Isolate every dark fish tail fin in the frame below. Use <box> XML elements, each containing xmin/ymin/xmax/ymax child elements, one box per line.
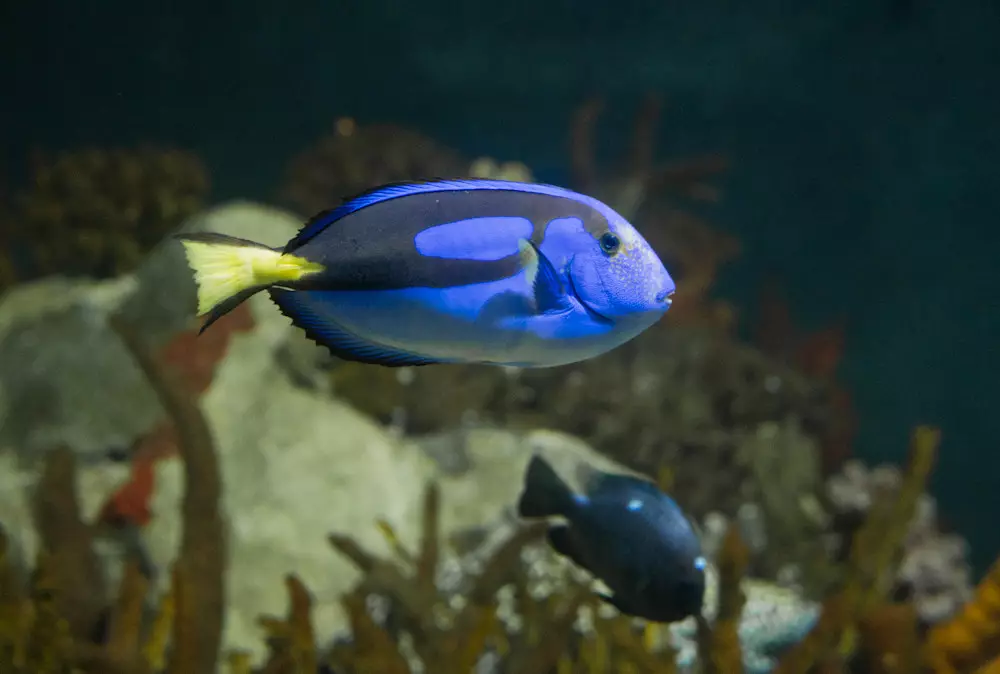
<box><xmin>517</xmin><ymin>454</ymin><xmax>576</xmax><ymax>518</ymax></box>
<box><xmin>174</xmin><ymin>232</ymin><xmax>324</xmax><ymax>333</ymax></box>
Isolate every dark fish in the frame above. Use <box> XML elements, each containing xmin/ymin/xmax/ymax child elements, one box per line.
<box><xmin>517</xmin><ymin>455</ymin><xmax>706</xmax><ymax>623</ymax></box>
<box><xmin>176</xmin><ymin>179</ymin><xmax>675</xmax><ymax>368</ymax></box>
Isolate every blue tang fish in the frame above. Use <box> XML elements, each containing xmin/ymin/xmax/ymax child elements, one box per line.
<box><xmin>176</xmin><ymin>178</ymin><xmax>675</xmax><ymax>368</ymax></box>
<box><xmin>517</xmin><ymin>455</ymin><xmax>706</xmax><ymax>623</ymax></box>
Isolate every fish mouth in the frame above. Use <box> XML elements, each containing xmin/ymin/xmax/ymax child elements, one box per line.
<box><xmin>567</xmin><ymin>267</ymin><xmax>614</xmax><ymax>324</ymax></box>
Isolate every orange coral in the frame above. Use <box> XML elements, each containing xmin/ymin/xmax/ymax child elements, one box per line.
<box><xmin>99</xmin><ymin>452</ymin><xmax>157</xmax><ymax>527</ymax></box>
<box><xmin>753</xmin><ymin>281</ymin><xmax>857</xmax><ymax>473</ymax></box>
<box><xmin>567</xmin><ymin>94</ymin><xmax>738</xmax><ymax>331</ymax></box>
<box><xmin>926</xmin><ymin>557</ymin><xmax>1000</xmax><ymax>673</ymax></box>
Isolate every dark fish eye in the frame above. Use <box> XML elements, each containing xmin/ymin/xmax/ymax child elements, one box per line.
<box><xmin>599</xmin><ymin>231</ymin><xmax>620</xmax><ymax>254</ymax></box>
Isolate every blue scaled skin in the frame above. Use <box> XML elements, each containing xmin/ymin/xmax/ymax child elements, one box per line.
<box><xmin>175</xmin><ymin>178</ymin><xmax>675</xmax><ymax>368</ymax></box>
<box><xmin>517</xmin><ymin>455</ymin><xmax>706</xmax><ymax>623</ymax></box>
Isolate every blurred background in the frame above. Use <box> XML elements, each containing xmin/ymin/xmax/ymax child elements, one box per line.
<box><xmin>1</xmin><ymin>2</ymin><xmax>998</xmax><ymax>672</ymax></box>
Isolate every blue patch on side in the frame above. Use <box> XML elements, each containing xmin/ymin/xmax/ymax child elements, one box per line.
<box><xmin>286</xmin><ymin>178</ymin><xmax>620</xmax><ymax>250</ymax></box>
<box><xmin>414</xmin><ymin>216</ymin><xmax>533</xmax><ymax>261</ymax></box>
<box><xmin>268</xmin><ymin>288</ymin><xmax>442</xmax><ymax>367</ymax></box>
<box><xmin>572</xmin><ymin>493</ymin><xmax>590</xmax><ymax>507</ymax></box>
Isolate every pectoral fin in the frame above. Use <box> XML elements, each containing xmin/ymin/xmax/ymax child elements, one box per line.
<box><xmin>546</xmin><ymin>524</ymin><xmax>593</xmax><ymax>573</ymax></box>
<box><xmin>596</xmin><ymin>591</ymin><xmax>641</xmax><ymax>617</ymax></box>
<box><xmin>517</xmin><ymin>239</ymin><xmax>571</xmax><ymax>313</ymax></box>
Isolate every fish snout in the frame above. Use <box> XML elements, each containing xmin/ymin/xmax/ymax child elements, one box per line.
<box><xmin>652</xmin><ymin>262</ymin><xmax>676</xmax><ymax>308</ymax></box>
<box><xmin>655</xmin><ymin>288</ymin><xmax>674</xmax><ymax>305</ymax></box>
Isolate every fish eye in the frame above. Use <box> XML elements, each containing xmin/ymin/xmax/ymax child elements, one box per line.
<box><xmin>599</xmin><ymin>231</ymin><xmax>621</xmax><ymax>255</ymax></box>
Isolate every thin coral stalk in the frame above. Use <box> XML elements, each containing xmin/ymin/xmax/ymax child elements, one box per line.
<box><xmin>32</xmin><ymin>447</ymin><xmax>106</xmax><ymax>642</ymax></box>
<box><xmin>110</xmin><ymin>314</ymin><xmax>226</xmax><ymax>674</ymax></box>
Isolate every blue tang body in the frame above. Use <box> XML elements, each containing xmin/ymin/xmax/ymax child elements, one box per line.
<box><xmin>517</xmin><ymin>455</ymin><xmax>706</xmax><ymax>623</ymax></box>
<box><xmin>176</xmin><ymin>178</ymin><xmax>675</xmax><ymax>368</ymax></box>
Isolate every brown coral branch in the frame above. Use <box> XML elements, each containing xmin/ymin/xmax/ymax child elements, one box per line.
<box><xmin>775</xmin><ymin>426</ymin><xmax>941</xmax><ymax>673</ymax></box>
<box><xmin>334</xmin><ymin>590</ymin><xmax>410</xmax><ymax>674</ymax></box>
<box><xmin>465</xmin><ymin>522</ymin><xmax>547</xmax><ymax>605</ymax></box>
<box><xmin>857</xmin><ymin>602</ymin><xmax>921</xmax><ymax>674</ymax></box>
<box><xmin>255</xmin><ymin>574</ymin><xmax>318</xmax><ymax>674</ymax></box>
<box><xmin>698</xmin><ymin>526</ymin><xmax>750</xmax><ymax>674</ymax></box>
<box><xmin>103</xmin><ymin>560</ymin><xmax>149</xmax><ymax>668</ymax></box>
<box><xmin>328</xmin><ymin>532</ymin><xmax>438</xmax><ymax>641</ymax></box>
<box><xmin>32</xmin><ymin>446</ymin><xmax>107</xmax><ymax>642</ymax></box>
<box><xmin>109</xmin><ymin>315</ymin><xmax>226</xmax><ymax>674</ymax></box>
<box><xmin>285</xmin><ymin>575</ymin><xmax>318</xmax><ymax>673</ymax></box>
<box><xmin>416</xmin><ymin>482</ymin><xmax>440</xmax><ymax>592</ymax></box>
<box><xmin>506</xmin><ymin>586</ymin><xmax>591</xmax><ymax>674</ymax></box>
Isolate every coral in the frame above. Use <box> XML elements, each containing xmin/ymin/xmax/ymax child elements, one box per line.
<box><xmin>696</xmin><ymin>526</ymin><xmax>750</xmax><ymax>673</ymax></box>
<box><xmin>333</xmin><ymin>321</ymin><xmax>840</xmax><ymax>549</ymax></box>
<box><xmin>824</xmin><ymin>457</ymin><xmax>973</xmax><ymax>625</ymax></box>
<box><xmin>32</xmin><ymin>447</ymin><xmax>109</xmax><ymax>643</ymax></box>
<box><xmin>109</xmin><ymin>314</ymin><xmax>226</xmax><ymax>674</ymax></box>
<box><xmin>278</xmin><ymin>118</ymin><xmax>471</xmax><ymax>217</ymax></box>
<box><xmin>467</xmin><ymin>157</ymin><xmax>534</xmax><ymax>183</ymax></box>
<box><xmin>323</xmin><ymin>479</ymin><xmax>821</xmax><ymax>674</ymax></box>
<box><xmin>774</xmin><ymin>426</ymin><xmax>940</xmax><ymax>673</ymax></box>
<box><xmin>925</xmin><ymin>556</ymin><xmax>1000</xmax><ymax>673</ymax></box>
<box><xmin>568</xmin><ymin>94</ymin><xmax>738</xmax><ymax>330</ymax></box>
<box><xmin>1</xmin><ymin>147</ymin><xmax>209</xmax><ymax>286</ymax></box>
<box><xmin>94</xmin><ymin>302</ymin><xmax>255</xmax><ymax>533</ymax></box>
<box><xmin>320</xmin><ymin>100</ymin><xmax>850</xmax><ymax>567</ymax></box>
<box><xmin>753</xmin><ymin>279</ymin><xmax>857</xmax><ymax>474</ymax></box>
<box><xmin>3</xmin><ymin>419</ymin><xmax>995</xmax><ymax>674</ymax></box>
<box><xmin>0</xmin><ymin>313</ymin><xmax>228</xmax><ymax>674</ymax></box>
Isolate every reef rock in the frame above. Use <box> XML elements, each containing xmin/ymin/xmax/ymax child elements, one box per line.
<box><xmin>116</xmin><ymin>200</ymin><xmax>303</xmax><ymax>348</ymax></box>
<box><xmin>0</xmin><ymin>275</ymin><xmax>154</xmax><ymax>461</ymax></box>
<box><xmin>0</xmin><ymin>198</ymin><xmax>663</xmax><ymax>663</ymax></box>
<box><xmin>0</xmin><ymin>201</ymin><xmax>308</xmax><ymax>462</ymax></box>
<box><xmin>145</xmin><ymin>349</ymin><xmax>624</xmax><ymax>662</ymax></box>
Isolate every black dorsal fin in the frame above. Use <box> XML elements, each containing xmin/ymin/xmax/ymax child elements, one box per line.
<box><xmin>285</xmin><ymin>179</ymin><xmax>467</xmax><ymax>252</ymax></box>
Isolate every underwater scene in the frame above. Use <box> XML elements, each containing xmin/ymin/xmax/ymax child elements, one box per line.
<box><xmin>2</xmin><ymin>3</ymin><xmax>998</xmax><ymax>673</ymax></box>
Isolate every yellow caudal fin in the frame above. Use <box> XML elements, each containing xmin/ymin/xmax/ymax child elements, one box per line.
<box><xmin>175</xmin><ymin>232</ymin><xmax>324</xmax><ymax>321</ymax></box>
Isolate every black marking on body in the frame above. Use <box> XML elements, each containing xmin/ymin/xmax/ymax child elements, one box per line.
<box><xmin>289</xmin><ymin>188</ymin><xmax>611</xmax><ymax>291</ymax></box>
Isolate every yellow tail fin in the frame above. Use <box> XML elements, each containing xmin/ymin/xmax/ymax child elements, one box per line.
<box><xmin>176</xmin><ymin>233</ymin><xmax>324</xmax><ymax>317</ymax></box>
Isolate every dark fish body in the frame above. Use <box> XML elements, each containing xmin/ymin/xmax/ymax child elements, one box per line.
<box><xmin>176</xmin><ymin>179</ymin><xmax>675</xmax><ymax>368</ymax></box>
<box><xmin>517</xmin><ymin>455</ymin><xmax>705</xmax><ymax>623</ymax></box>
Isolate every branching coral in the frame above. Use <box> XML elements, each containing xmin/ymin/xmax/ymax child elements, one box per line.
<box><xmin>109</xmin><ymin>315</ymin><xmax>226</xmax><ymax>674</ymax></box>
<box><xmin>1</xmin><ymin>147</ymin><xmax>209</xmax><ymax>286</ymax></box>
<box><xmin>824</xmin><ymin>456</ymin><xmax>972</xmax><ymax>626</ymax></box>
<box><xmin>925</xmin><ymin>557</ymin><xmax>1000</xmax><ymax>673</ymax></box>
<box><xmin>1</xmin><ymin>418</ymin><xmax>994</xmax><ymax>674</ymax></box>
<box><xmin>0</xmin><ymin>313</ymin><xmax>225</xmax><ymax>674</ymax></box>
<box><xmin>773</xmin><ymin>426</ymin><xmax>940</xmax><ymax>673</ymax></box>
<box><xmin>568</xmin><ymin>94</ymin><xmax>738</xmax><ymax>329</ymax></box>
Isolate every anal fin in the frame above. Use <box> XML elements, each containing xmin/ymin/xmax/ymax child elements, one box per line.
<box><xmin>518</xmin><ymin>239</ymin><xmax>570</xmax><ymax>313</ymax></box>
<box><xmin>269</xmin><ymin>288</ymin><xmax>441</xmax><ymax>367</ymax></box>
